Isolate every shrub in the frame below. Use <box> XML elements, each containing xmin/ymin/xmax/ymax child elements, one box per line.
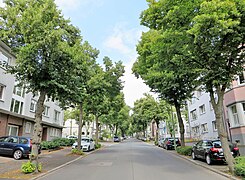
<box><xmin>95</xmin><ymin>143</ymin><xmax>102</xmax><ymax>149</ymax></box>
<box><xmin>21</xmin><ymin>161</ymin><xmax>42</xmax><ymax>173</ymax></box>
<box><xmin>176</xmin><ymin>146</ymin><xmax>192</xmax><ymax>156</ymax></box>
<box><xmin>234</xmin><ymin>156</ymin><xmax>245</xmax><ymax>178</ymax></box>
<box><xmin>71</xmin><ymin>148</ymin><xmax>84</xmax><ymax>155</ymax></box>
<box><xmin>53</xmin><ymin>138</ymin><xmax>75</xmax><ymax>146</ymax></box>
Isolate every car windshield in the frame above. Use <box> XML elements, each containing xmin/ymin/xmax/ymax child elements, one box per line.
<box><xmin>212</xmin><ymin>141</ymin><xmax>222</xmax><ymax>148</ymax></box>
<box><xmin>81</xmin><ymin>139</ymin><xmax>89</xmax><ymax>143</ymax></box>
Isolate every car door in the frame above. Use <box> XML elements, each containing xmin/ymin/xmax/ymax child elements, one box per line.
<box><xmin>3</xmin><ymin>137</ymin><xmax>19</xmax><ymax>155</ymax></box>
<box><xmin>194</xmin><ymin>141</ymin><xmax>203</xmax><ymax>158</ymax></box>
<box><xmin>199</xmin><ymin>141</ymin><xmax>210</xmax><ymax>159</ymax></box>
<box><xmin>90</xmin><ymin>138</ymin><xmax>95</xmax><ymax>149</ymax></box>
<box><xmin>0</xmin><ymin>136</ymin><xmax>8</xmax><ymax>155</ymax></box>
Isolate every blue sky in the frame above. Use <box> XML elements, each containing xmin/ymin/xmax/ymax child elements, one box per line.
<box><xmin>0</xmin><ymin>0</ymin><xmax>152</xmax><ymax>107</ymax></box>
<box><xmin>55</xmin><ymin>0</ymin><xmax>152</xmax><ymax>107</ymax></box>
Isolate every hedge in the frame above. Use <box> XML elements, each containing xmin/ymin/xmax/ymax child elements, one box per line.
<box><xmin>234</xmin><ymin>156</ymin><xmax>245</xmax><ymax>178</ymax></box>
<box><xmin>176</xmin><ymin>146</ymin><xmax>192</xmax><ymax>156</ymax></box>
<box><xmin>41</xmin><ymin>138</ymin><xmax>75</xmax><ymax>150</ymax></box>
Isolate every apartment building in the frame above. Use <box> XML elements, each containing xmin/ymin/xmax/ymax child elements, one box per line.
<box><xmin>187</xmin><ymin>71</ymin><xmax>245</xmax><ymax>155</ymax></box>
<box><xmin>223</xmin><ymin>71</ymin><xmax>245</xmax><ymax>155</ymax></box>
<box><xmin>0</xmin><ymin>41</ymin><xmax>64</xmax><ymax>141</ymax></box>
<box><xmin>188</xmin><ymin>90</ymin><xmax>218</xmax><ymax>140</ymax></box>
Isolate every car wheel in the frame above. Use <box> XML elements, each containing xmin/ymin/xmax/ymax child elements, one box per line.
<box><xmin>206</xmin><ymin>154</ymin><xmax>212</xmax><ymax>165</ymax></box>
<box><xmin>192</xmin><ymin>151</ymin><xmax>196</xmax><ymax>160</ymax></box>
<box><xmin>13</xmin><ymin>150</ymin><xmax>23</xmax><ymax>160</ymax></box>
<box><xmin>88</xmin><ymin>146</ymin><xmax>90</xmax><ymax>151</ymax></box>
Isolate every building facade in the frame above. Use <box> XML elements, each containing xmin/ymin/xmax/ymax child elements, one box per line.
<box><xmin>187</xmin><ymin>71</ymin><xmax>245</xmax><ymax>155</ymax></box>
<box><xmin>0</xmin><ymin>41</ymin><xmax>64</xmax><ymax>141</ymax></box>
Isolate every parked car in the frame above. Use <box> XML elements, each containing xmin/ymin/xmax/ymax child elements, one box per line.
<box><xmin>72</xmin><ymin>137</ymin><xmax>95</xmax><ymax>151</ymax></box>
<box><xmin>163</xmin><ymin>137</ymin><xmax>181</xmax><ymax>150</ymax></box>
<box><xmin>66</xmin><ymin>135</ymin><xmax>78</xmax><ymax>140</ymax></box>
<box><xmin>113</xmin><ymin>136</ymin><xmax>120</xmax><ymax>142</ymax></box>
<box><xmin>191</xmin><ymin>140</ymin><xmax>240</xmax><ymax>165</ymax></box>
<box><xmin>0</xmin><ymin>136</ymin><xmax>41</xmax><ymax>160</ymax></box>
<box><xmin>158</xmin><ymin>137</ymin><xmax>165</xmax><ymax>148</ymax></box>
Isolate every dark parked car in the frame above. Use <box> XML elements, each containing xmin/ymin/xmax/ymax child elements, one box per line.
<box><xmin>192</xmin><ymin>140</ymin><xmax>240</xmax><ymax>165</ymax></box>
<box><xmin>113</xmin><ymin>136</ymin><xmax>120</xmax><ymax>142</ymax></box>
<box><xmin>0</xmin><ymin>136</ymin><xmax>41</xmax><ymax>160</ymax></box>
<box><xmin>163</xmin><ymin>137</ymin><xmax>181</xmax><ymax>150</ymax></box>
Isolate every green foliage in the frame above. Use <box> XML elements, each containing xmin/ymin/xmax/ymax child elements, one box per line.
<box><xmin>71</xmin><ymin>148</ymin><xmax>84</xmax><ymax>155</ymax></box>
<box><xmin>234</xmin><ymin>156</ymin><xmax>245</xmax><ymax>178</ymax></box>
<box><xmin>21</xmin><ymin>161</ymin><xmax>42</xmax><ymax>174</ymax></box>
<box><xmin>95</xmin><ymin>143</ymin><xmax>102</xmax><ymax>149</ymax></box>
<box><xmin>101</xmin><ymin>130</ymin><xmax>111</xmax><ymax>139</ymax></box>
<box><xmin>52</xmin><ymin>138</ymin><xmax>75</xmax><ymax>146</ymax></box>
<box><xmin>176</xmin><ymin>146</ymin><xmax>192</xmax><ymax>156</ymax></box>
<box><xmin>41</xmin><ymin>138</ymin><xmax>75</xmax><ymax>150</ymax></box>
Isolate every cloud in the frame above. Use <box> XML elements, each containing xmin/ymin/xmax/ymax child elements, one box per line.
<box><xmin>103</xmin><ymin>23</ymin><xmax>143</xmax><ymax>56</ymax></box>
<box><xmin>122</xmin><ymin>58</ymin><xmax>152</xmax><ymax>107</ymax></box>
<box><xmin>0</xmin><ymin>0</ymin><xmax>5</xmax><ymax>7</ymax></box>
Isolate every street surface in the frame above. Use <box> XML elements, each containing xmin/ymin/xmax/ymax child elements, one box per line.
<box><xmin>39</xmin><ymin>139</ymin><xmax>230</xmax><ymax>180</ymax></box>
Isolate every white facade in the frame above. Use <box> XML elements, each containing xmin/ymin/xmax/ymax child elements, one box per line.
<box><xmin>62</xmin><ymin>119</ymin><xmax>95</xmax><ymax>138</ymax></box>
<box><xmin>0</xmin><ymin>41</ymin><xmax>64</xmax><ymax>141</ymax></box>
<box><xmin>187</xmin><ymin>90</ymin><xmax>218</xmax><ymax>140</ymax></box>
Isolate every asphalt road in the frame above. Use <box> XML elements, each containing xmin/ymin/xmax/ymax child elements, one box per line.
<box><xmin>38</xmin><ymin>139</ymin><xmax>230</xmax><ymax>180</ymax></box>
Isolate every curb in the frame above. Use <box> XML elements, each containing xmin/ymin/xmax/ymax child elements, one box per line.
<box><xmin>31</xmin><ymin>145</ymin><xmax>107</xmax><ymax>180</ymax></box>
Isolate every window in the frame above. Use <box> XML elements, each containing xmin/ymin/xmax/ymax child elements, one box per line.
<box><xmin>13</xmin><ymin>85</ymin><xmax>25</xmax><ymax>97</ymax></box>
<box><xmin>201</xmin><ymin>123</ymin><xmax>208</xmax><ymax>133</ymax></box>
<box><xmin>231</xmin><ymin>105</ymin><xmax>240</xmax><ymax>125</ymax></box>
<box><xmin>10</xmin><ymin>98</ymin><xmax>23</xmax><ymax>114</ymax></box>
<box><xmin>30</xmin><ymin>99</ymin><xmax>37</xmax><ymax>112</ymax></box>
<box><xmin>0</xmin><ymin>84</ymin><xmax>5</xmax><ymax>100</ymax></box>
<box><xmin>7</xmin><ymin>125</ymin><xmax>19</xmax><ymax>136</ymax></box>
<box><xmin>212</xmin><ymin>121</ymin><xmax>217</xmax><ymax>131</ymax></box>
<box><xmin>192</xmin><ymin>126</ymin><xmax>199</xmax><ymax>134</ymax></box>
<box><xmin>243</xmin><ymin>103</ymin><xmax>245</xmax><ymax>115</ymax></box>
<box><xmin>54</xmin><ymin>110</ymin><xmax>60</xmax><ymax>122</ymax></box>
<box><xmin>0</xmin><ymin>52</ymin><xmax>9</xmax><ymax>68</ymax></box>
<box><xmin>43</xmin><ymin>106</ymin><xmax>50</xmax><ymax>117</ymax></box>
<box><xmin>25</xmin><ymin>122</ymin><xmax>31</xmax><ymax>134</ymax></box>
<box><xmin>190</xmin><ymin>109</ymin><xmax>197</xmax><ymax>120</ymax></box>
<box><xmin>50</xmin><ymin>128</ymin><xmax>59</xmax><ymax>137</ymax></box>
<box><xmin>199</xmin><ymin>104</ymin><xmax>206</xmax><ymax>115</ymax></box>
<box><xmin>238</xmin><ymin>72</ymin><xmax>245</xmax><ymax>85</ymax></box>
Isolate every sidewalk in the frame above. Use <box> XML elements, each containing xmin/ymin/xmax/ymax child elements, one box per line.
<box><xmin>0</xmin><ymin>147</ymin><xmax>82</xmax><ymax>180</ymax></box>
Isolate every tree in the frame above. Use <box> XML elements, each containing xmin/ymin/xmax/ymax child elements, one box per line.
<box><xmin>86</xmin><ymin>57</ymin><xmax>125</xmax><ymax>144</ymax></box>
<box><xmin>0</xmin><ymin>0</ymin><xmax>80</xmax><ymax>171</ymax></box>
<box><xmin>138</xmin><ymin>0</ymin><xmax>245</xmax><ymax>174</ymax></box>
<box><xmin>131</xmin><ymin>94</ymin><xmax>167</xmax><ymax>141</ymax></box>
<box><xmin>60</xmin><ymin>40</ymin><xmax>99</xmax><ymax>151</ymax></box>
<box><xmin>187</xmin><ymin>0</ymin><xmax>245</xmax><ymax>173</ymax></box>
<box><xmin>133</xmin><ymin>28</ymin><xmax>198</xmax><ymax>146</ymax></box>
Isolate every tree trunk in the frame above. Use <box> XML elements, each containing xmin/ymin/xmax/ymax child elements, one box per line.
<box><xmin>95</xmin><ymin>115</ymin><xmax>99</xmax><ymax>145</ymax></box>
<box><xmin>210</xmin><ymin>89</ymin><xmax>235</xmax><ymax>174</ymax></box>
<box><xmin>30</xmin><ymin>90</ymin><xmax>45</xmax><ymax>172</ymax></box>
<box><xmin>155</xmin><ymin>120</ymin><xmax>159</xmax><ymax>143</ymax></box>
<box><xmin>77</xmin><ymin>104</ymin><xmax>83</xmax><ymax>151</ymax></box>
<box><xmin>115</xmin><ymin>124</ymin><xmax>118</xmax><ymax>135</ymax></box>
<box><xmin>174</xmin><ymin>100</ymin><xmax>185</xmax><ymax>147</ymax></box>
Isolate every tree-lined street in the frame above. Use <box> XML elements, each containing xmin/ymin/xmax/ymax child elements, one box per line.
<box><xmin>38</xmin><ymin>139</ymin><xmax>230</xmax><ymax>180</ymax></box>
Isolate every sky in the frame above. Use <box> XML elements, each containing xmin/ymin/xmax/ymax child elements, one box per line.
<box><xmin>0</xmin><ymin>0</ymin><xmax>152</xmax><ymax>107</ymax></box>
